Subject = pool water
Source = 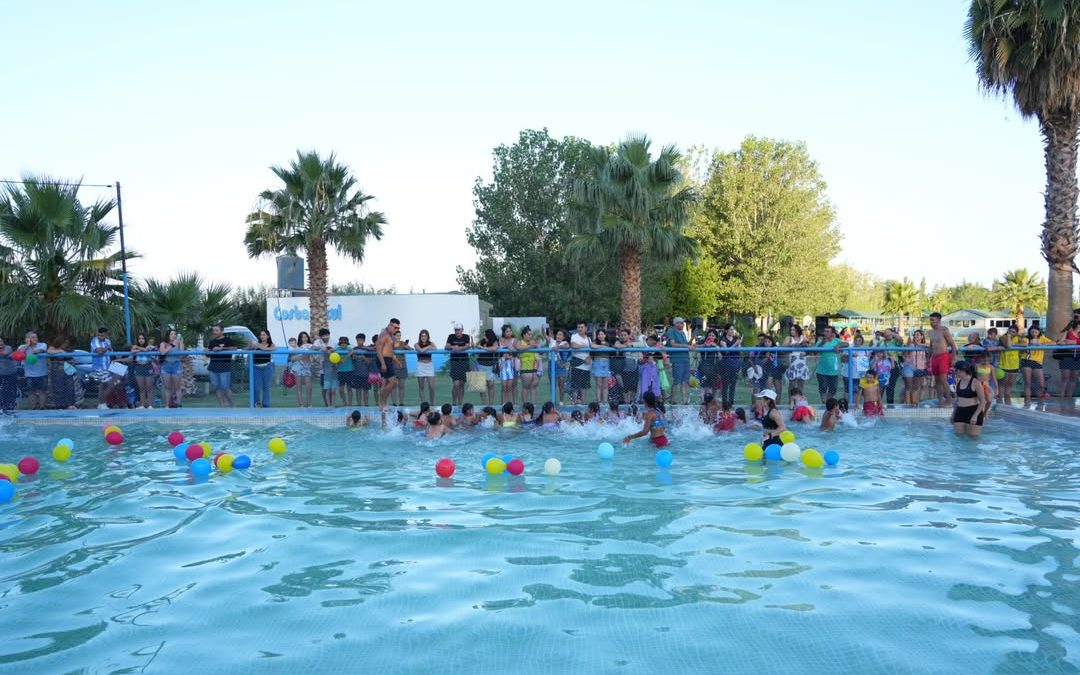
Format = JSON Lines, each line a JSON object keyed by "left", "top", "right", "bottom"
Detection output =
{"left": 0, "top": 415, "right": 1077, "bottom": 674}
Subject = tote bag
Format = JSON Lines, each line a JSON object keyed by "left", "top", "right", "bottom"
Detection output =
{"left": 466, "top": 370, "right": 487, "bottom": 393}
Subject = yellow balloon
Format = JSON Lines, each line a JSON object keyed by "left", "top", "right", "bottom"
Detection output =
{"left": 218, "top": 454, "right": 235, "bottom": 473}
{"left": 103, "top": 425, "right": 122, "bottom": 437}
{"left": 200, "top": 441, "right": 213, "bottom": 457}
{"left": 0, "top": 464, "right": 19, "bottom": 482}
{"left": 329, "top": 352, "right": 342, "bottom": 364}
{"left": 743, "top": 443, "right": 764, "bottom": 462}
{"left": 268, "top": 437, "right": 287, "bottom": 454}
{"left": 779, "top": 430, "right": 796, "bottom": 444}
{"left": 485, "top": 457, "right": 507, "bottom": 474}
{"left": 689, "top": 376, "right": 699, "bottom": 388}
{"left": 801, "top": 449, "right": 825, "bottom": 469}
{"left": 53, "top": 445, "right": 72, "bottom": 462}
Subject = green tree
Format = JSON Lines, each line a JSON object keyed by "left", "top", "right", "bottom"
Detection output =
{"left": 991, "top": 268, "right": 1047, "bottom": 331}
{"left": 882, "top": 278, "right": 922, "bottom": 335}
{"left": 245, "top": 151, "right": 386, "bottom": 335}
{"left": 691, "top": 136, "right": 842, "bottom": 320}
{"left": 231, "top": 284, "right": 272, "bottom": 333}
{"left": 968, "top": 0, "right": 1079, "bottom": 336}
{"left": 569, "top": 135, "right": 696, "bottom": 331}
{"left": 0, "top": 177, "right": 130, "bottom": 345}
{"left": 833, "top": 264, "right": 885, "bottom": 313}
{"left": 926, "top": 280, "right": 992, "bottom": 314}
{"left": 456, "top": 129, "right": 619, "bottom": 326}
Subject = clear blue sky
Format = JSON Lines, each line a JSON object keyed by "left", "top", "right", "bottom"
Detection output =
{"left": 0, "top": 0, "right": 1051, "bottom": 295}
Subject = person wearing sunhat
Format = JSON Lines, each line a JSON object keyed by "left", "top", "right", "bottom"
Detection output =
{"left": 756, "top": 388, "right": 786, "bottom": 449}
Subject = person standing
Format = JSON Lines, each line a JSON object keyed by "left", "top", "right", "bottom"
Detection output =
{"left": 716, "top": 323, "right": 741, "bottom": 407}
{"left": 444, "top": 324, "right": 471, "bottom": 406}
{"left": 334, "top": 336, "right": 354, "bottom": 408}
{"left": 814, "top": 325, "right": 845, "bottom": 403}
{"left": 879, "top": 327, "right": 904, "bottom": 405}
{"left": 18, "top": 331, "right": 48, "bottom": 409}
{"left": 614, "top": 328, "right": 640, "bottom": 405}
{"left": 413, "top": 329, "right": 436, "bottom": 405}
{"left": 392, "top": 330, "right": 409, "bottom": 406}
{"left": 251, "top": 330, "right": 276, "bottom": 408}
{"left": 569, "top": 322, "right": 593, "bottom": 405}
{"left": 350, "top": 333, "right": 371, "bottom": 407}
{"left": 131, "top": 333, "right": 158, "bottom": 409}
{"left": 591, "top": 328, "right": 612, "bottom": 405}
{"left": 90, "top": 327, "right": 116, "bottom": 409}
{"left": 376, "top": 318, "right": 400, "bottom": 409}
{"left": 783, "top": 325, "right": 810, "bottom": 403}
{"left": 0, "top": 337, "right": 16, "bottom": 410}
{"left": 48, "top": 339, "right": 80, "bottom": 409}
{"left": 1020, "top": 325, "right": 1054, "bottom": 405}
{"left": 517, "top": 326, "right": 543, "bottom": 406}
{"left": 206, "top": 324, "right": 235, "bottom": 408}
{"left": 1056, "top": 318, "right": 1080, "bottom": 401}
{"left": 664, "top": 318, "right": 694, "bottom": 405}
{"left": 927, "top": 312, "right": 957, "bottom": 407}
{"left": 497, "top": 324, "right": 518, "bottom": 404}
{"left": 159, "top": 329, "right": 185, "bottom": 408}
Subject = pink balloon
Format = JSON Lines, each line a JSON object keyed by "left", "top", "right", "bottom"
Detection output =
{"left": 167, "top": 431, "right": 185, "bottom": 446}
{"left": 105, "top": 431, "right": 124, "bottom": 446}
{"left": 435, "top": 458, "right": 456, "bottom": 478}
{"left": 507, "top": 458, "right": 525, "bottom": 476}
{"left": 17, "top": 457, "right": 40, "bottom": 475}
{"left": 185, "top": 444, "right": 203, "bottom": 461}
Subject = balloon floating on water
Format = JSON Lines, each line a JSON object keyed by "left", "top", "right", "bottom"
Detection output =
{"left": 543, "top": 458, "right": 561, "bottom": 476}
{"left": 480, "top": 453, "right": 496, "bottom": 470}
{"left": 507, "top": 458, "right": 525, "bottom": 476}
{"left": 190, "top": 458, "right": 211, "bottom": 477}
{"left": 779, "top": 430, "right": 796, "bottom": 445}
{"left": 0, "top": 481, "right": 13, "bottom": 503}
{"left": 655, "top": 449, "right": 673, "bottom": 468}
{"left": 105, "top": 431, "right": 124, "bottom": 446}
{"left": 597, "top": 442, "right": 615, "bottom": 460}
{"left": 780, "top": 442, "right": 801, "bottom": 463}
{"left": 233, "top": 455, "right": 251, "bottom": 470}
{"left": 217, "top": 454, "right": 235, "bottom": 473}
{"left": 53, "top": 445, "right": 72, "bottom": 462}
{"left": 743, "top": 443, "right": 764, "bottom": 462}
{"left": 185, "top": 444, "right": 204, "bottom": 462}
{"left": 167, "top": 431, "right": 185, "bottom": 447}
{"left": 173, "top": 446, "right": 187, "bottom": 461}
{"left": 0, "top": 464, "right": 17, "bottom": 482}
{"left": 436, "top": 457, "right": 456, "bottom": 478}
{"left": 801, "top": 448, "right": 825, "bottom": 469}
{"left": 268, "top": 437, "right": 287, "bottom": 454}
{"left": 17, "top": 457, "right": 39, "bottom": 476}
{"left": 485, "top": 457, "right": 507, "bottom": 474}
{"left": 57, "top": 438, "right": 74, "bottom": 451}
{"left": 765, "top": 444, "right": 782, "bottom": 462}
{"left": 824, "top": 450, "right": 840, "bottom": 466}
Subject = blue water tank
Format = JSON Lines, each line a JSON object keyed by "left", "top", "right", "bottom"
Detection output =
{"left": 276, "top": 256, "right": 304, "bottom": 290}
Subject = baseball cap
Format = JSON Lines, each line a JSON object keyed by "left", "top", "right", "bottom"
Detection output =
{"left": 673, "top": 317, "right": 685, "bottom": 324}
{"left": 756, "top": 388, "right": 777, "bottom": 400}
{"left": 453, "top": 322, "right": 464, "bottom": 330}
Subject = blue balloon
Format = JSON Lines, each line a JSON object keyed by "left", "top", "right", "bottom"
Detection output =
{"left": 765, "top": 445, "right": 782, "bottom": 461}
{"left": 173, "top": 446, "right": 187, "bottom": 460}
{"left": 502, "top": 454, "right": 514, "bottom": 464}
{"left": 824, "top": 450, "right": 840, "bottom": 466}
{"left": 0, "top": 481, "right": 13, "bottom": 503}
{"left": 597, "top": 442, "right": 615, "bottom": 459}
{"left": 190, "top": 458, "right": 212, "bottom": 477}
{"left": 233, "top": 454, "right": 251, "bottom": 470}
{"left": 655, "top": 449, "right": 673, "bottom": 468}
{"left": 57, "top": 437, "right": 75, "bottom": 450}
{"left": 481, "top": 453, "right": 497, "bottom": 469}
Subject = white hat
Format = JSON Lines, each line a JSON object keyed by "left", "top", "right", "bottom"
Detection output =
{"left": 673, "top": 317, "right": 686, "bottom": 324}
{"left": 756, "top": 388, "right": 778, "bottom": 400}
{"left": 746, "top": 365, "right": 763, "bottom": 380}
{"left": 453, "top": 322, "right": 464, "bottom": 330}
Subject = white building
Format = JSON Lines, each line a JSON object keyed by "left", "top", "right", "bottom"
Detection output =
{"left": 941, "top": 308, "right": 1045, "bottom": 334}
{"left": 265, "top": 293, "right": 492, "bottom": 347}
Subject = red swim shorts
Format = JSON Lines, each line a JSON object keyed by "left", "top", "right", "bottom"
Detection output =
{"left": 792, "top": 405, "right": 813, "bottom": 422}
{"left": 862, "top": 401, "right": 883, "bottom": 417}
{"left": 930, "top": 352, "right": 951, "bottom": 377}
{"left": 650, "top": 434, "right": 669, "bottom": 448}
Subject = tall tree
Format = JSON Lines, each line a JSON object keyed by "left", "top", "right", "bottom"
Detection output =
{"left": 456, "top": 129, "right": 617, "bottom": 325}
{"left": 968, "top": 0, "right": 1080, "bottom": 336}
{"left": 0, "top": 177, "right": 130, "bottom": 345}
{"left": 245, "top": 151, "right": 386, "bottom": 335}
{"left": 991, "top": 268, "right": 1047, "bottom": 330}
{"left": 569, "top": 135, "right": 696, "bottom": 331}
{"left": 882, "top": 278, "right": 922, "bottom": 335}
{"left": 691, "top": 136, "right": 843, "bottom": 320}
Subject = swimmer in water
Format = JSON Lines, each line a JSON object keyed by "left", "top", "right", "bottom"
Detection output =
{"left": 584, "top": 401, "right": 601, "bottom": 423}
{"left": 521, "top": 401, "right": 536, "bottom": 425}
{"left": 497, "top": 401, "right": 520, "bottom": 428}
{"left": 346, "top": 410, "right": 368, "bottom": 428}
{"left": 540, "top": 401, "right": 561, "bottom": 427}
{"left": 714, "top": 400, "right": 736, "bottom": 432}
{"left": 622, "top": 390, "right": 669, "bottom": 447}
{"left": 413, "top": 402, "right": 431, "bottom": 428}
{"left": 440, "top": 403, "right": 457, "bottom": 430}
{"left": 820, "top": 398, "right": 839, "bottom": 431}
{"left": 457, "top": 402, "right": 477, "bottom": 427}
{"left": 569, "top": 410, "right": 584, "bottom": 425}
{"left": 734, "top": 407, "right": 748, "bottom": 427}
{"left": 425, "top": 411, "right": 450, "bottom": 439}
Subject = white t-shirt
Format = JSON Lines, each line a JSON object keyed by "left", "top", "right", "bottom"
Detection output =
{"left": 570, "top": 332, "right": 591, "bottom": 362}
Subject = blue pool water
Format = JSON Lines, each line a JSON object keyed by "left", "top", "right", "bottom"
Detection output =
{"left": 0, "top": 414, "right": 1077, "bottom": 674}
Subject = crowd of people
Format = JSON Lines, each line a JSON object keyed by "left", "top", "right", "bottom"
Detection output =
{"left": 2, "top": 311, "right": 1078, "bottom": 419}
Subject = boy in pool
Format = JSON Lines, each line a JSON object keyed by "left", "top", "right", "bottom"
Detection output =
{"left": 860, "top": 370, "right": 884, "bottom": 417}
{"left": 457, "top": 402, "right": 478, "bottom": 427}
{"left": 820, "top": 398, "right": 840, "bottom": 431}
{"left": 440, "top": 403, "right": 457, "bottom": 429}
{"left": 425, "top": 412, "right": 451, "bottom": 439}
{"left": 345, "top": 410, "right": 369, "bottom": 428}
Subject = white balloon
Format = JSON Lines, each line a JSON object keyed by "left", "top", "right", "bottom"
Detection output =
{"left": 780, "top": 442, "right": 801, "bottom": 463}
{"left": 543, "top": 458, "right": 562, "bottom": 476}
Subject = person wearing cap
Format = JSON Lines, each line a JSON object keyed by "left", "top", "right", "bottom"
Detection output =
{"left": 663, "top": 318, "right": 694, "bottom": 405}
{"left": 445, "top": 323, "right": 471, "bottom": 406}
{"left": 756, "top": 388, "right": 786, "bottom": 448}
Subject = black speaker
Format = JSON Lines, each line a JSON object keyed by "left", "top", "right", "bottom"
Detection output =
{"left": 815, "top": 316, "right": 831, "bottom": 334}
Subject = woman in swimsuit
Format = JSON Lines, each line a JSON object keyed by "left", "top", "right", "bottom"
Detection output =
{"left": 413, "top": 329, "right": 437, "bottom": 405}
{"left": 517, "top": 326, "right": 544, "bottom": 406}
{"left": 622, "top": 390, "right": 668, "bottom": 447}
{"left": 757, "top": 388, "right": 786, "bottom": 449}
{"left": 951, "top": 360, "right": 989, "bottom": 438}
{"left": 159, "top": 328, "right": 185, "bottom": 408}
{"left": 498, "top": 324, "right": 518, "bottom": 404}
{"left": 497, "top": 401, "right": 520, "bottom": 428}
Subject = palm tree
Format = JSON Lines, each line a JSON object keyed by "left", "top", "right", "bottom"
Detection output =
{"left": 0, "top": 177, "right": 130, "bottom": 344}
{"left": 991, "top": 268, "right": 1047, "bottom": 331}
{"left": 569, "top": 135, "right": 696, "bottom": 330}
{"left": 245, "top": 151, "right": 386, "bottom": 335}
{"left": 882, "top": 278, "right": 922, "bottom": 336}
{"left": 132, "top": 272, "right": 236, "bottom": 396}
{"left": 968, "top": 0, "right": 1080, "bottom": 336}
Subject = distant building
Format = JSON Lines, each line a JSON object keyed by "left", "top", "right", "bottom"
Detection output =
{"left": 940, "top": 308, "right": 1044, "bottom": 334}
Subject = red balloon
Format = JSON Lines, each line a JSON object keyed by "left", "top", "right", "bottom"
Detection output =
{"left": 167, "top": 431, "right": 185, "bottom": 446}
{"left": 507, "top": 458, "right": 525, "bottom": 476}
{"left": 17, "top": 457, "right": 40, "bottom": 475}
{"left": 11, "top": 350, "right": 25, "bottom": 362}
{"left": 105, "top": 431, "right": 124, "bottom": 445}
{"left": 435, "top": 457, "right": 456, "bottom": 478}
{"left": 0, "top": 474, "right": 10, "bottom": 482}
{"left": 185, "top": 444, "right": 203, "bottom": 461}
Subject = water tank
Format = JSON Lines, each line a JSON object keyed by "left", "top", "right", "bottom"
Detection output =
{"left": 276, "top": 255, "right": 304, "bottom": 290}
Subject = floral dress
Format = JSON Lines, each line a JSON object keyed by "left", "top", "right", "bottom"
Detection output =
{"left": 785, "top": 337, "right": 810, "bottom": 382}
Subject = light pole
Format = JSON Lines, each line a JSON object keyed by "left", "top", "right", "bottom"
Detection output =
{"left": 115, "top": 181, "right": 132, "bottom": 345}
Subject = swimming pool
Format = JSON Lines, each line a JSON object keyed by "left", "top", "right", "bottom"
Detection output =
{"left": 0, "top": 414, "right": 1077, "bottom": 674}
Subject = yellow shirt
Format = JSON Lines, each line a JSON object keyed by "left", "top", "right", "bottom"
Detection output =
{"left": 1000, "top": 339, "right": 1020, "bottom": 370}
{"left": 1024, "top": 335, "right": 1054, "bottom": 365}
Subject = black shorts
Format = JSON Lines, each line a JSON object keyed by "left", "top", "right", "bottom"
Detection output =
{"left": 450, "top": 359, "right": 469, "bottom": 382}
{"left": 379, "top": 360, "right": 397, "bottom": 380}
{"left": 25, "top": 375, "right": 47, "bottom": 392}
{"left": 336, "top": 371, "right": 354, "bottom": 387}
{"left": 1062, "top": 358, "right": 1080, "bottom": 371}
{"left": 1020, "top": 359, "right": 1042, "bottom": 370}
{"left": 952, "top": 405, "right": 984, "bottom": 426}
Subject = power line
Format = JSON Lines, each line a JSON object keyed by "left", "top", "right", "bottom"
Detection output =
{"left": 0, "top": 179, "right": 114, "bottom": 189}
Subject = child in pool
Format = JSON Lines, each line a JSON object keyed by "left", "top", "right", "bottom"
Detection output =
{"left": 584, "top": 401, "right": 601, "bottom": 423}
{"left": 605, "top": 401, "right": 625, "bottom": 423}
{"left": 478, "top": 406, "right": 498, "bottom": 428}
{"left": 413, "top": 402, "right": 432, "bottom": 428}
{"left": 569, "top": 410, "right": 585, "bottom": 425}
{"left": 734, "top": 407, "right": 748, "bottom": 427}
{"left": 345, "top": 410, "right": 369, "bottom": 428}
{"left": 520, "top": 401, "right": 536, "bottom": 425}
{"left": 790, "top": 387, "right": 816, "bottom": 422}
{"left": 425, "top": 412, "right": 451, "bottom": 439}
{"left": 714, "top": 401, "right": 736, "bottom": 432}
{"left": 497, "top": 402, "right": 520, "bottom": 428}
{"left": 860, "top": 370, "right": 884, "bottom": 417}
{"left": 820, "top": 398, "right": 840, "bottom": 431}
{"left": 540, "top": 401, "right": 561, "bottom": 427}
{"left": 457, "top": 402, "right": 477, "bottom": 427}
{"left": 440, "top": 403, "right": 457, "bottom": 429}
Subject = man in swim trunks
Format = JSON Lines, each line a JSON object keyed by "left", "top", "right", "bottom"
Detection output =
{"left": 377, "top": 318, "right": 400, "bottom": 409}
{"left": 928, "top": 312, "right": 957, "bottom": 407}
